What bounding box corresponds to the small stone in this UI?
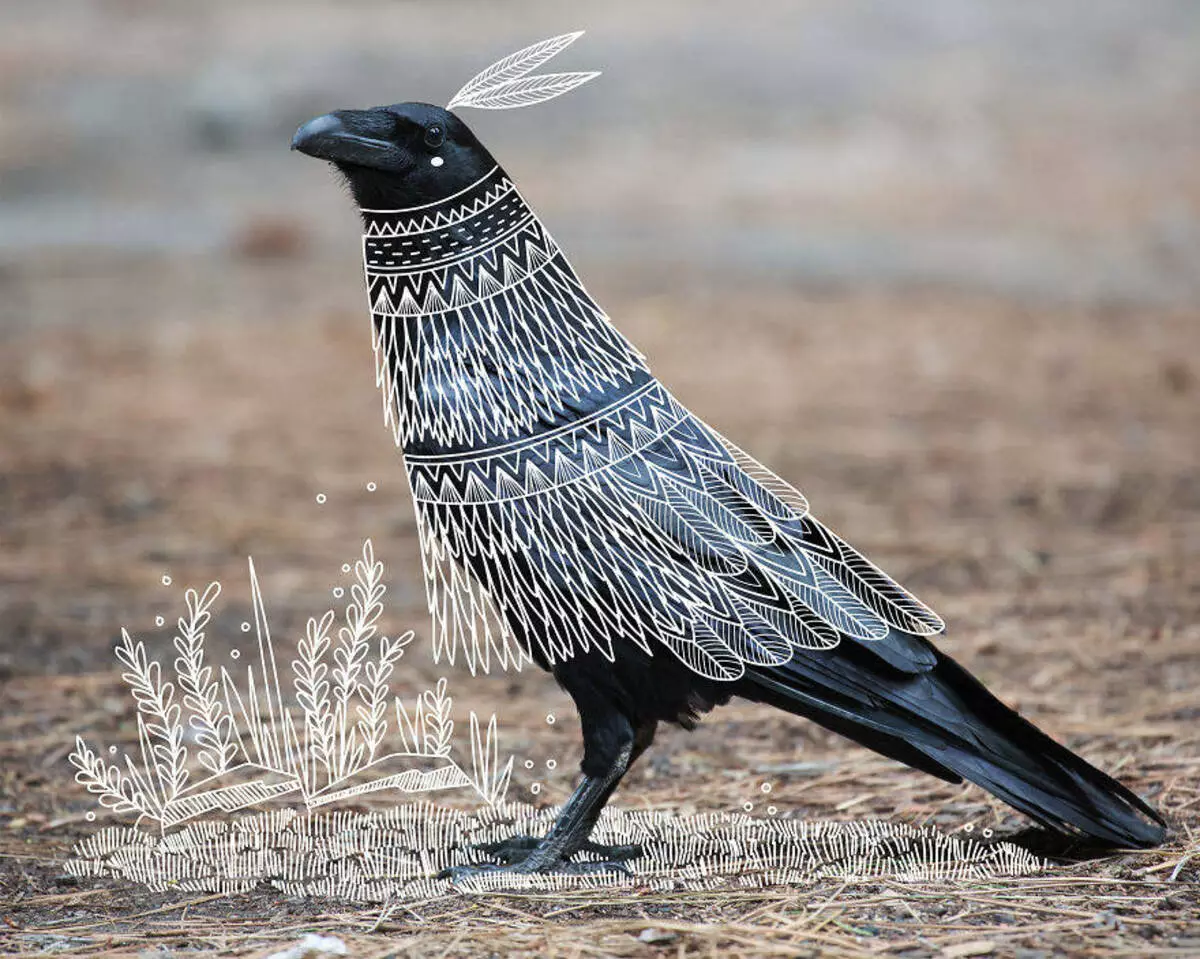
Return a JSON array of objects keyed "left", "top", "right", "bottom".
[
  {"left": 941, "top": 942, "right": 995, "bottom": 958},
  {"left": 265, "top": 934, "right": 348, "bottom": 959}
]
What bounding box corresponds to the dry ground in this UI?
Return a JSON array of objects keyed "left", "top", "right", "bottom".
[{"left": 1, "top": 271, "right": 1198, "bottom": 956}]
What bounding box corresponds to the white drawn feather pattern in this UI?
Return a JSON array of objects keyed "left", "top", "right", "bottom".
[{"left": 363, "top": 173, "right": 946, "bottom": 681}]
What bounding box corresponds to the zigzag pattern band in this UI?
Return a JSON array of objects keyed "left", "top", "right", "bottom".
[{"left": 405, "top": 381, "right": 688, "bottom": 505}]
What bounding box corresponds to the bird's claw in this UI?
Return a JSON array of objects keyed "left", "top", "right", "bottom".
[
  {"left": 438, "top": 834, "right": 643, "bottom": 884},
  {"left": 473, "top": 834, "right": 541, "bottom": 864},
  {"left": 470, "top": 835, "right": 644, "bottom": 866},
  {"left": 580, "top": 839, "right": 643, "bottom": 862},
  {"left": 438, "top": 857, "right": 634, "bottom": 885}
]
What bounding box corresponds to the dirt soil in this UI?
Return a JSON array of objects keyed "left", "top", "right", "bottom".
[
  {"left": 2, "top": 1, "right": 1200, "bottom": 956},
  {"left": 1, "top": 286, "right": 1198, "bottom": 956}
]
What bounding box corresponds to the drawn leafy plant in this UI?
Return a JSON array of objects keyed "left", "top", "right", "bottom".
[
  {"left": 172, "top": 583, "right": 237, "bottom": 776},
  {"left": 70, "top": 737, "right": 155, "bottom": 819},
  {"left": 71, "top": 539, "right": 513, "bottom": 830},
  {"left": 116, "top": 630, "right": 187, "bottom": 801},
  {"left": 356, "top": 632, "right": 414, "bottom": 764},
  {"left": 421, "top": 678, "right": 454, "bottom": 758},
  {"left": 331, "top": 540, "right": 386, "bottom": 779},
  {"left": 294, "top": 609, "right": 335, "bottom": 790}
]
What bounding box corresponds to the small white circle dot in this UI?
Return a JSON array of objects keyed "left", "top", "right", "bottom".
[
  {"left": 524, "top": 760, "right": 534, "bottom": 769},
  {"left": 964, "top": 823, "right": 975, "bottom": 833},
  {"left": 161, "top": 575, "right": 172, "bottom": 586},
  {"left": 761, "top": 782, "right": 772, "bottom": 793},
  {"left": 108, "top": 746, "right": 118, "bottom": 755},
  {"left": 983, "top": 828, "right": 994, "bottom": 838},
  {"left": 341, "top": 564, "right": 351, "bottom": 573},
  {"left": 545, "top": 714, "right": 555, "bottom": 725},
  {"left": 366, "top": 482, "right": 377, "bottom": 492},
  {"left": 546, "top": 759, "right": 557, "bottom": 770},
  {"left": 743, "top": 802, "right": 753, "bottom": 813},
  {"left": 240, "top": 622, "right": 251, "bottom": 632},
  {"left": 231, "top": 649, "right": 241, "bottom": 659},
  {"left": 530, "top": 782, "right": 541, "bottom": 795},
  {"left": 430, "top": 156, "right": 444, "bottom": 167},
  {"left": 767, "top": 805, "right": 778, "bottom": 815},
  {"left": 315, "top": 493, "right": 326, "bottom": 504},
  {"left": 333, "top": 587, "right": 345, "bottom": 598},
  {"left": 155, "top": 616, "right": 165, "bottom": 627},
  {"left": 86, "top": 811, "right": 96, "bottom": 822}
]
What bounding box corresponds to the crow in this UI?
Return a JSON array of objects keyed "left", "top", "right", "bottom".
[{"left": 292, "top": 89, "right": 1165, "bottom": 877}]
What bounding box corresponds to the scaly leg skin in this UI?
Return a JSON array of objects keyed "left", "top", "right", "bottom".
[
  {"left": 477, "top": 835, "right": 644, "bottom": 865},
  {"left": 441, "top": 719, "right": 657, "bottom": 883}
]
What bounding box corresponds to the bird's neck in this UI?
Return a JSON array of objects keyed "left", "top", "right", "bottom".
[{"left": 361, "top": 166, "right": 650, "bottom": 456}]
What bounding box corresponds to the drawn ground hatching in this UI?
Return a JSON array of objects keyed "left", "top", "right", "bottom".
[
  {"left": 67, "top": 803, "right": 1044, "bottom": 902},
  {"left": 64, "top": 537, "right": 1042, "bottom": 901}
]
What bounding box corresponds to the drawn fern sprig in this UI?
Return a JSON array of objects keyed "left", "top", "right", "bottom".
[
  {"left": 171, "top": 583, "right": 235, "bottom": 777},
  {"left": 294, "top": 609, "right": 335, "bottom": 789},
  {"left": 115, "top": 629, "right": 187, "bottom": 801},
  {"left": 68, "top": 737, "right": 155, "bottom": 819},
  {"left": 447, "top": 31, "right": 599, "bottom": 111},
  {"left": 355, "top": 631, "right": 414, "bottom": 764},
  {"left": 332, "top": 539, "right": 386, "bottom": 779},
  {"left": 421, "top": 677, "right": 454, "bottom": 758}
]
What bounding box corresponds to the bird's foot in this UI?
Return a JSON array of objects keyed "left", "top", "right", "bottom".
[
  {"left": 476, "top": 834, "right": 643, "bottom": 865},
  {"left": 438, "top": 834, "right": 643, "bottom": 884},
  {"left": 439, "top": 857, "right": 632, "bottom": 884}
]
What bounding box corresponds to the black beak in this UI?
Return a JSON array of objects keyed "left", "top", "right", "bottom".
[{"left": 291, "top": 111, "right": 395, "bottom": 167}]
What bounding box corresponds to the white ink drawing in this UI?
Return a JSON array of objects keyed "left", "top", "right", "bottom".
[
  {"left": 363, "top": 168, "right": 946, "bottom": 678},
  {"left": 64, "top": 540, "right": 1044, "bottom": 898},
  {"left": 53, "top": 27, "right": 1158, "bottom": 912},
  {"left": 68, "top": 804, "right": 1045, "bottom": 903},
  {"left": 446, "top": 31, "right": 600, "bottom": 111},
  {"left": 69, "top": 539, "right": 513, "bottom": 831},
  {"left": 289, "top": 29, "right": 1164, "bottom": 880}
]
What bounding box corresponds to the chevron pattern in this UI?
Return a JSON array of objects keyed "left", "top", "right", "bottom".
[
  {"left": 360, "top": 169, "right": 945, "bottom": 679},
  {"left": 405, "top": 382, "right": 688, "bottom": 505},
  {"left": 362, "top": 167, "right": 514, "bottom": 237},
  {"left": 364, "top": 173, "right": 648, "bottom": 451}
]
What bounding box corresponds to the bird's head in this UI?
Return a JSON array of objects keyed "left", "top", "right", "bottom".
[{"left": 291, "top": 102, "right": 497, "bottom": 211}]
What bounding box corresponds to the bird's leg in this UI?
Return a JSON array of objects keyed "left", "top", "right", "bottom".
[
  {"left": 476, "top": 720, "right": 657, "bottom": 867},
  {"left": 554, "top": 720, "right": 657, "bottom": 862},
  {"left": 442, "top": 716, "right": 655, "bottom": 881}
]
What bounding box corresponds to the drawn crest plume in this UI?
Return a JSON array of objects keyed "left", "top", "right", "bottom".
[{"left": 446, "top": 31, "right": 600, "bottom": 111}]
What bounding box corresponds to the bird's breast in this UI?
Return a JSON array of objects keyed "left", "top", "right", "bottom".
[
  {"left": 404, "top": 377, "right": 681, "bottom": 507},
  {"left": 363, "top": 166, "right": 649, "bottom": 454}
]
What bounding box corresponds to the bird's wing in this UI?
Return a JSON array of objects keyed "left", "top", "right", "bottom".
[
  {"left": 410, "top": 387, "right": 943, "bottom": 679},
  {"left": 597, "top": 411, "right": 946, "bottom": 678}
]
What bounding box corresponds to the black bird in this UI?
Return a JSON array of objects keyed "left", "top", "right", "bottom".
[{"left": 292, "top": 88, "right": 1165, "bottom": 876}]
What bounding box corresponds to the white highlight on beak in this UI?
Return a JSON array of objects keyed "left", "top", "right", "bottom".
[{"left": 431, "top": 156, "right": 445, "bottom": 167}]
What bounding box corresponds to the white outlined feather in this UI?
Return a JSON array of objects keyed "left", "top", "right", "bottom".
[{"left": 447, "top": 31, "right": 599, "bottom": 110}]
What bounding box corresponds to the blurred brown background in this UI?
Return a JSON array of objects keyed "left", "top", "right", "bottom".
[
  {"left": 2, "top": 2, "right": 1199, "bottom": 953},
  {"left": 2, "top": 0, "right": 1200, "bottom": 923}
]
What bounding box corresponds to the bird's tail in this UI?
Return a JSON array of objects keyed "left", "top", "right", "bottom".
[{"left": 742, "top": 640, "right": 1165, "bottom": 848}]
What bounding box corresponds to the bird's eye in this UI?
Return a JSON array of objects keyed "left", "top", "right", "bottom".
[{"left": 424, "top": 124, "right": 445, "bottom": 148}]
